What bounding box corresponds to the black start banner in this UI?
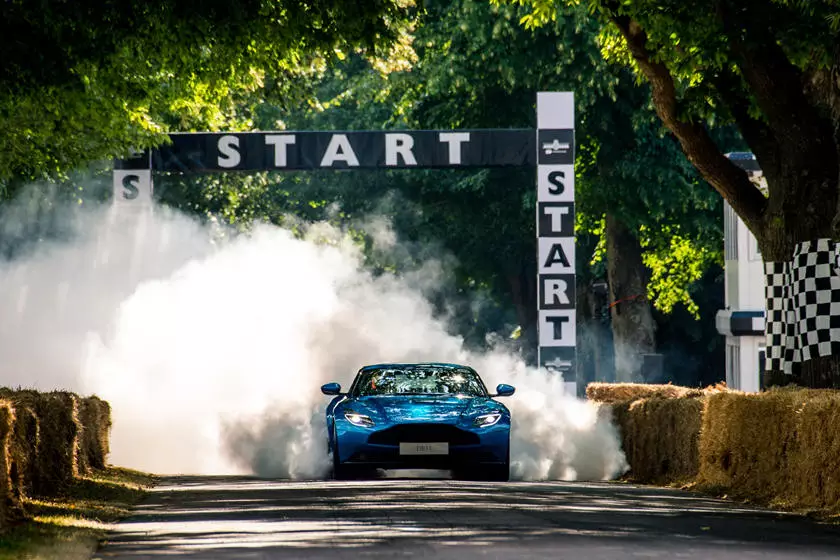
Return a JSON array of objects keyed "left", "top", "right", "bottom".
[{"left": 145, "top": 129, "right": 548, "bottom": 172}]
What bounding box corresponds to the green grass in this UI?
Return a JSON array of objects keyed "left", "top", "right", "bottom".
[{"left": 0, "top": 466, "right": 156, "bottom": 560}]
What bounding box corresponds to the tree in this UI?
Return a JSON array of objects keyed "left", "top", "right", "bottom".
[
  {"left": 0, "top": 0, "right": 416, "bottom": 191},
  {"left": 572, "top": 74, "right": 728, "bottom": 381},
  {"left": 157, "top": 0, "right": 726, "bottom": 383},
  {"left": 506, "top": 0, "right": 840, "bottom": 387},
  {"left": 384, "top": 0, "right": 727, "bottom": 380}
]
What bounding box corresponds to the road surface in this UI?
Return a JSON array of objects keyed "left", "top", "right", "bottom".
[{"left": 94, "top": 475, "right": 840, "bottom": 559}]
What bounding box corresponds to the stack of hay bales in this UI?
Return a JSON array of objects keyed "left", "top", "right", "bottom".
[
  {"left": 591, "top": 382, "right": 840, "bottom": 514},
  {"left": 0, "top": 388, "right": 112, "bottom": 530},
  {"left": 698, "top": 388, "right": 840, "bottom": 511},
  {"left": 607, "top": 395, "right": 704, "bottom": 484},
  {"left": 591, "top": 382, "right": 725, "bottom": 485}
]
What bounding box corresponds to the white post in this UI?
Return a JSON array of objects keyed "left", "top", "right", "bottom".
[{"left": 535, "top": 92, "right": 577, "bottom": 396}]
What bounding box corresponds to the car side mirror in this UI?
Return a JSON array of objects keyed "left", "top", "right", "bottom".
[
  {"left": 321, "top": 382, "right": 342, "bottom": 396},
  {"left": 495, "top": 384, "right": 515, "bottom": 397}
]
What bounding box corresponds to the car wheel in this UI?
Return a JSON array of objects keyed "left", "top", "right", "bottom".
[
  {"left": 453, "top": 446, "right": 510, "bottom": 482},
  {"left": 333, "top": 462, "right": 353, "bottom": 480},
  {"left": 331, "top": 437, "right": 370, "bottom": 481},
  {"left": 330, "top": 433, "right": 346, "bottom": 480},
  {"left": 483, "top": 462, "right": 510, "bottom": 482},
  {"left": 333, "top": 462, "right": 370, "bottom": 481},
  {"left": 453, "top": 463, "right": 509, "bottom": 482},
  {"left": 491, "top": 445, "right": 511, "bottom": 482},
  {"left": 332, "top": 451, "right": 356, "bottom": 481}
]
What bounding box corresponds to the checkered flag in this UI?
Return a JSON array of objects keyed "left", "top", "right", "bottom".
[
  {"left": 764, "top": 261, "right": 789, "bottom": 374},
  {"left": 791, "top": 240, "right": 840, "bottom": 363},
  {"left": 766, "top": 239, "right": 840, "bottom": 377}
]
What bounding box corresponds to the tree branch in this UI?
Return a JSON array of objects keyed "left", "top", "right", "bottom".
[
  {"left": 717, "top": 1, "right": 836, "bottom": 161},
  {"left": 610, "top": 14, "right": 767, "bottom": 236},
  {"left": 801, "top": 28, "right": 840, "bottom": 125},
  {"left": 711, "top": 68, "right": 780, "bottom": 178}
]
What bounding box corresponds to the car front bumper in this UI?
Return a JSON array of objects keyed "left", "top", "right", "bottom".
[{"left": 334, "top": 421, "right": 510, "bottom": 467}]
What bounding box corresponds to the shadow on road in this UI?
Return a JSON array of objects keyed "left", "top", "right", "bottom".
[{"left": 95, "top": 475, "right": 840, "bottom": 559}]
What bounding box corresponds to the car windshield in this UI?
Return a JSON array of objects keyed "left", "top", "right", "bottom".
[{"left": 351, "top": 366, "right": 488, "bottom": 397}]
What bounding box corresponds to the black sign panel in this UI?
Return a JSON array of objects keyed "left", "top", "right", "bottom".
[
  {"left": 539, "top": 346, "right": 576, "bottom": 374},
  {"left": 539, "top": 274, "right": 577, "bottom": 310},
  {"left": 538, "top": 202, "right": 575, "bottom": 237},
  {"left": 537, "top": 129, "right": 575, "bottom": 165},
  {"left": 149, "top": 130, "right": 536, "bottom": 172},
  {"left": 114, "top": 150, "right": 150, "bottom": 170}
]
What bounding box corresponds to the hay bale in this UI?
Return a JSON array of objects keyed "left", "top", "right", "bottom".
[
  {"left": 77, "top": 396, "right": 112, "bottom": 473},
  {"left": 0, "top": 389, "right": 112, "bottom": 496},
  {"left": 698, "top": 388, "right": 840, "bottom": 511},
  {"left": 699, "top": 390, "right": 801, "bottom": 499},
  {"left": 587, "top": 382, "right": 697, "bottom": 403},
  {"left": 30, "top": 391, "right": 80, "bottom": 496},
  {"left": 586, "top": 382, "right": 726, "bottom": 404},
  {"left": 788, "top": 391, "right": 840, "bottom": 509},
  {"left": 0, "top": 399, "right": 23, "bottom": 528},
  {"left": 607, "top": 396, "right": 704, "bottom": 484},
  {"left": 0, "top": 389, "right": 39, "bottom": 498}
]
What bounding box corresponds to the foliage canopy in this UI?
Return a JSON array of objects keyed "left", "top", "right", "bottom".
[{"left": 0, "top": 0, "right": 417, "bottom": 190}]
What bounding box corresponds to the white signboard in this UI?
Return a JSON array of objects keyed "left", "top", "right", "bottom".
[{"left": 536, "top": 92, "right": 576, "bottom": 396}]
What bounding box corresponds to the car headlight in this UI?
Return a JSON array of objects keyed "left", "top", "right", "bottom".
[
  {"left": 474, "top": 412, "right": 502, "bottom": 427},
  {"left": 344, "top": 411, "right": 375, "bottom": 427}
]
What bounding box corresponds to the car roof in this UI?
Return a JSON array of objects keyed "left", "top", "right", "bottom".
[{"left": 359, "top": 362, "right": 474, "bottom": 371}]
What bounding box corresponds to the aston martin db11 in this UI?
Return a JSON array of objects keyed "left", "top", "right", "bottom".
[{"left": 321, "top": 362, "right": 514, "bottom": 481}]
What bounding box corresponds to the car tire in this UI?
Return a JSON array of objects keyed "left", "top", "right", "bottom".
[
  {"left": 330, "top": 433, "right": 347, "bottom": 480},
  {"left": 453, "top": 446, "right": 510, "bottom": 482},
  {"left": 492, "top": 445, "right": 511, "bottom": 482},
  {"left": 331, "top": 437, "right": 371, "bottom": 481},
  {"left": 332, "top": 462, "right": 353, "bottom": 480},
  {"left": 333, "top": 462, "right": 371, "bottom": 480},
  {"left": 452, "top": 464, "right": 508, "bottom": 481},
  {"left": 483, "top": 463, "right": 510, "bottom": 482}
]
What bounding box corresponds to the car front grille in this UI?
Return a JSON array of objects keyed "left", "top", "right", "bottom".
[{"left": 367, "top": 423, "right": 480, "bottom": 446}]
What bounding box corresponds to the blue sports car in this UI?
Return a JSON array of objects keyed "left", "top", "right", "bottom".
[{"left": 321, "top": 362, "right": 515, "bottom": 481}]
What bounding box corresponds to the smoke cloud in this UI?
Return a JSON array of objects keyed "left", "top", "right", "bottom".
[{"left": 0, "top": 189, "right": 628, "bottom": 481}]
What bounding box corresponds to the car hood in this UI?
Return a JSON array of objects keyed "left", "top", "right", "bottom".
[{"left": 346, "top": 395, "right": 505, "bottom": 424}]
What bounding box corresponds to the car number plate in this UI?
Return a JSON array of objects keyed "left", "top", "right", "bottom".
[{"left": 399, "top": 442, "right": 449, "bottom": 455}]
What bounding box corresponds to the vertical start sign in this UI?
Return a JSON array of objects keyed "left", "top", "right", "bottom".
[{"left": 536, "top": 92, "right": 576, "bottom": 396}]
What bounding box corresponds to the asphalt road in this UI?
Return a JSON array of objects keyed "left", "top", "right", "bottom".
[{"left": 94, "top": 475, "right": 840, "bottom": 559}]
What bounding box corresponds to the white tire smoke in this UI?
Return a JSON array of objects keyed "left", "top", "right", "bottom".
[{"left": 0, "top": 197, "right": 628, "bottom": 480}]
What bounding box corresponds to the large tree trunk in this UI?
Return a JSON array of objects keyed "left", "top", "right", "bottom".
[
  {"left": 605, "top": 214, "right": 657, "bottom": 382},
  {"left": 759, "top": 211, "right": 840, "bottom": 389}
]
